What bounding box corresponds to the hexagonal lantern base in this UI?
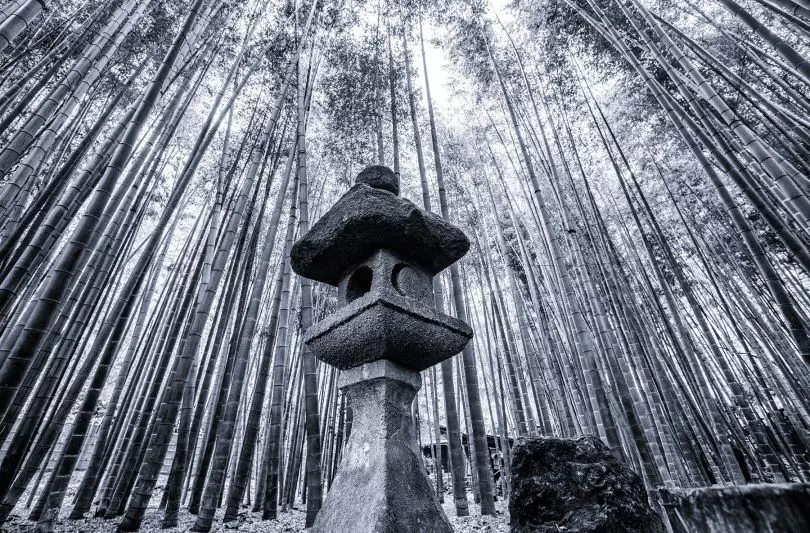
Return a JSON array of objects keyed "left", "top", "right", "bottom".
[
  {"left": 311, "top": 361, "right": 452, "bottom": 533},
  {"left": 303, "top": 291, "right": 473, "bottom": 371}
]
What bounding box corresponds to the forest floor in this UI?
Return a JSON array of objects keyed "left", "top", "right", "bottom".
[
  {"left": 2, "top": 491, "right": 510, "bottom": 532},
  {"left": 442, "top": 496, "right": 510, "bottom": 532}
]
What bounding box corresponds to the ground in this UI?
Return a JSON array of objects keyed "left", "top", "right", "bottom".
[
  {"left": 2, "top": 492, "right": 509, "bottom": 532},
  {"left": 441, "top": 496, "right": 510, "bottom": 532}
]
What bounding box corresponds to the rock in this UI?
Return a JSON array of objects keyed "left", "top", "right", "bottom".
[
  {"left": 659, "top": 483, "right": 810, "bottom": 533},
  {"left": 509, "top": 436, "right": 663, "bottom": 533},
  {"left": 290, "top": 183, "right": 469, "bottom": 286},
  {"left": 356, "top": 164, "right": 400, "bottom": 195}
]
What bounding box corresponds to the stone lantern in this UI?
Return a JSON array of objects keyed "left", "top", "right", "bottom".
[{"left": 291, "top": 165, "right": 473, "bottom": 533}]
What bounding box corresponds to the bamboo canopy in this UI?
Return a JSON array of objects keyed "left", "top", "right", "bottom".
[{"left": 0, "top": 0, "right": 808, "bottom": 530}]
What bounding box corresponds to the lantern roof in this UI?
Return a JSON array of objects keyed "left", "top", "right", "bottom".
[{"left": 291, "top": 166, "right": 470, "bottom": 286}]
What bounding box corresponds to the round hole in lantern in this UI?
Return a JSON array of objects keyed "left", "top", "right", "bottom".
[
  {"left": 392, "top": 263, "right": 432, "bottom": 304},
  {"left": 346, "top": 266, "right": 373, "bottom": 302}
]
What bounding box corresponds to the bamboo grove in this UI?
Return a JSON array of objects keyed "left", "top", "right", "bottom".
[{"left": 0, "top": 0, "right": 808, "bottom": 530}]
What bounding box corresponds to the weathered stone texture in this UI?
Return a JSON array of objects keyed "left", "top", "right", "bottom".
[
  {"left": 311, "top": 361, "right": 452, "bottom": 533},
  {"left": 659, "top": 483, "right": 810, "bottom": 533},
  {"left": 337, "top": 249, "right": 435, "bottom": 307},
  {"left": 304, "top": 291, "right": 472, "bottom": 371},
  {"left": 509, "top": 436, "right": 663, "bottom": 533},
  {"left": 355, "top": 164, "right": 400, "bottom": 195},
  {"left": 290, "top": 183, "right": 469, "bottom": 286}
]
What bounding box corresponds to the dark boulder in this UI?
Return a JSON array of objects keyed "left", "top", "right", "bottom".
[{"left": 510, "top": 436, "right": 663, "bottom": 533}]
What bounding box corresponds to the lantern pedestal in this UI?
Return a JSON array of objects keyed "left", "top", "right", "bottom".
[{"left": 311, "top": 360, "right": 452, "bottom": 533}]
